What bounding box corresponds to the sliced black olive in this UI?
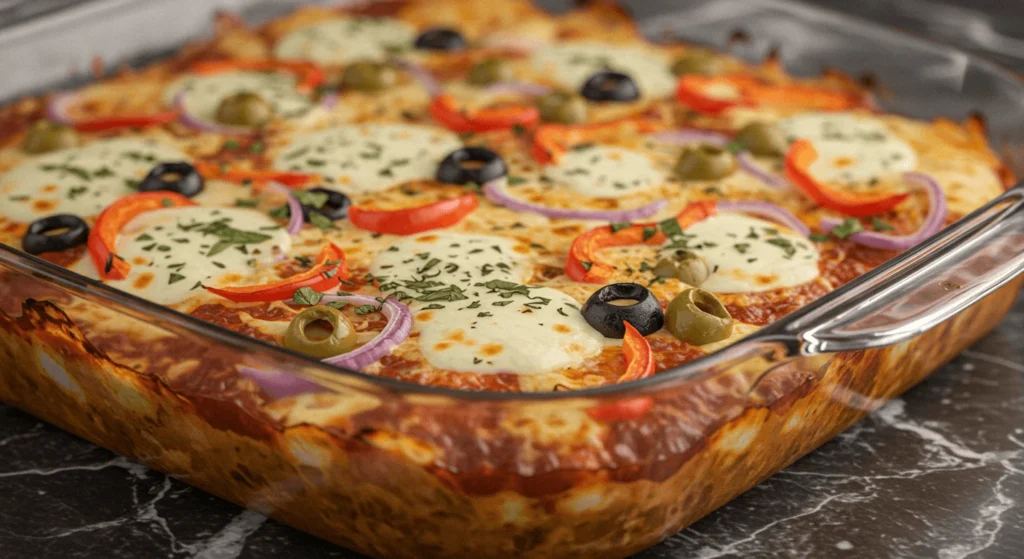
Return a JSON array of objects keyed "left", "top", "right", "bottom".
[
  {"left": 581, "top": 283, "right": 664, "bottom": 339},
  {"left": 22, "top": 214, "right": 89, "bottom": 255},
  {"left": 435, "top": 147, "right": 507, "bottom": 186},
  {"left": 300, "top": 187, "right": 351, "bottom": 222},
  {"left": 414, "top": 27, "right": 466, "bottom": 51},
  {"left": 138, "top": 162, "right": 205, "bottom": 198},
  {"left": 580, "top": 71, "right": 640, "bottom": 103}
]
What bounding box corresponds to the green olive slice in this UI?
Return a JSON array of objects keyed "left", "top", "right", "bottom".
[
  {"left": 652, "top": 249, "right": 711, "bottom": 286},
  {"left": 341, "top": 60, "right": 398, "bottom": 92},
  {"left": 674, "top": 143, "right": 737, "bottom": 180},
  {"left": 665, "top": 288, "right": 734, "bottom": 345},
  {"left": 467, "top": 58, "right": 513, "bottom": 85},
  {"left": 735, "top": 121, "right": 788, "bottom": 157},
  {"left": 214, "top": 91, "right": 275, "bottom": 127},
  {"left": 670, "top": 49, "right": 725, "bottom": 77},
  {"left": 22, "top": 121, "right": 80, "bottom": 154},
  {"left": 284, "top": 306, "right": 357, "bottom": 359},
  {"left": 536, "top": 91, "right": 588, "bottom": 124}
]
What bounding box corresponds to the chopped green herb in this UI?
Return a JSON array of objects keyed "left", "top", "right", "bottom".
[
  {"left": 292, "top": 286, "right": 323, "bottom": 306},
  {"left": 871, "top": 217, "right": 894, "bottom": 232},
  {"left": 830, "top": 218, "right": 864, "bottom": 240},
  {"left": 168, "top": 273, "right": 186, "bottom": 285}
]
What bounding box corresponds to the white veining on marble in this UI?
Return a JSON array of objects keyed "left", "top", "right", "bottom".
[{"left": 192, "top": 511, "right": 268, "bottom": 559}]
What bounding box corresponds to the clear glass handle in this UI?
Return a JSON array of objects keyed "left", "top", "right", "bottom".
[{"left": 765, "top": 184, "right": 1024, "bottom": 355}]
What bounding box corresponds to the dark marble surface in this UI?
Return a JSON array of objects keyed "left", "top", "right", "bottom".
[{"left": 3, "top": 1, "right": 1024, "bottom": 558}]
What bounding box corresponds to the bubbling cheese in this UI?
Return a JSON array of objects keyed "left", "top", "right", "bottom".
[
  {"left": 109, "top": 206, "right": 291, "bottom": 305},
  {"left": 530, "top": 42, "right": 677, "bottom": 99},
  {"left": 778, "top": 113, "right": 917, "bottom": 187},
  {"left": 545, "top": 145, "right": 664, "bottom": 198},
  {"left": 0, "top": 138, "right": 189, "bottom": 223},
  {"left": 673, "top": 213, "right": 820, "bottom": 293},
  {"left": 273, "top": 17, "right": 417, "bottom": 65},
  {"left": 273, "top": 124, "right": 462, "bottom": 195},
  {"left": 163, "top": 71, "right": 315, "bottom": 124},
  {"left": 370, "top": 233, "right": 604, "bottom": 375}
]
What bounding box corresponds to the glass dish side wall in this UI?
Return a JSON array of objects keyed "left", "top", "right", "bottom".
[
  {"left": 1, "top": 1, "right": 1023, "bottom": 557},
  {"left": 2, "top": 251, "right": 1020, "bottom": 557}
]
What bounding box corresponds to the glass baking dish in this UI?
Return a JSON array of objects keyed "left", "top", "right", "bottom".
[{"left": 1, "top": 0, "right": 1023, "bottom": 557}]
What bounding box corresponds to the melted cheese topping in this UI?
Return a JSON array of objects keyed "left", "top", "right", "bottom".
[
  {"left": 544, "top": 145, "right": 664, "bottom": 198},
  {"left": 676, "top": 214, "right": 820, "bottom": 293},
  {"left": 778, "top": 113, "right": 917, "bottom": 186},
  {"left": 273, "top": 17, "right": 417, "bottom": 65},
  {"left": 163, "top": 71, "right": 314, "bottom": 124},
  {"left": 110, "top": 207, "right": 290, "bottom": 305},
  {"left": 530, "top": 42, "right": 677, "bottom": 99},
  {"left": 0, "top": 138, "right": 188, "bottom": 223},
  {"left": 370, "top": 233, "right": 604, "bottom": 375},
  {"left": 273, "top": 124, "right": 462, "bottom": 195}
]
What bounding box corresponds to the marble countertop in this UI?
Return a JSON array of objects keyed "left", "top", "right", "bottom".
[{"left": 3, "top": 1, "right": 1024, "bottom": 558}]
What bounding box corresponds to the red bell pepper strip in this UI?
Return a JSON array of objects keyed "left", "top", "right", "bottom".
[
  {"left": 429, "top": 94, "right": 539, "bottom": 133},
  {"left": 194, "top": 162, "right": 318, "bottom": 187},
  {"left": 203, "top": 243, "right": 347, "bottom": 303},
  {"left": 676, "top": 75, "right": 863, "bottom": 115},
  {"left": 586, "top": 397, "right": 654, "bottom": 422},
  {"left": 71, "top": 110, "right": 181, "bottom": 133},
  {"left": 189, "top": 60, "right": 325, "bottom": 93},
  {"left": 88, "top": 192, "right": 196, "bottom": 280},
  {"left": 531, "top": 117, "right": 662, "bottom": 165},
  {"left": 565, "top": 201, "right": 718, "bottom": 283},
  {"left": 617, "top": 322, "right": 655, "bottom": 383},
  {"left": 784, "top": 140, "right": 910, "bottom": 217},
  {"left": 348, "top": 194, "right": 479, "bottom": 235}
]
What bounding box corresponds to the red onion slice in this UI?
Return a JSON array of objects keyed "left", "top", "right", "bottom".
[
  {"left": 716, "top": 200, "right": 810, "bottom": 237},
  {"left": 239, "top": 294, "right": 413, "bottom": 398},
  {"left": 319, "top": 295, "right": 413, "bottom": 371},
  {"left": 484, "top": 81, "right": 553, "bottom": 97},
  {"left": 46, "top": 91, "right": 79, "bottom": 126},
  {"left": 736, "top": 152, "right": 789, "bottom": 189},
  {"left": 819, "top": 172, "right": 946, "bottom": 250},
  {"left": 320, "top": 92, "right": 339, "bottom": 109},
  {"left": 651, "top": 128, "right": 788, "bottom": 189},
  {"left": 484, "top": 179, "right": 668, "bottom": 222},
  {"left": 239, "top": 366, "right": 323, "bottom": 399},
  {"left": 394, "top": 59, "right": 441, "bottom": 97},
  {"left": 264, "top": 181, "right": 304, "bottom": 235},
  {"left": 174, "top": 91, "right": 256, "bottom": 136}
]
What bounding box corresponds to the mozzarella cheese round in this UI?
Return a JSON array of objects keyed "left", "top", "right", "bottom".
[
  {"left": 163, "top": 71, "right": 315, "bottom": 125},
  {"left": 0, "top": 138, "right": 189, "bottom": 223},
  {"left": 274, "top": 17, "right": 417, "bottom": 65},
  {"left": 109, "top": 206, "right": 291, "bottom": 305},
  {"left": 530, "top": 42, "right": 677, "bottom": 99},
  {"left": 675, "top": 213, "right": 820, "bottom": 293},
  {"left": 273, "top": 124, "right": 462, "bottom": 195},
  {"left": 371, "top": 233, "right": 604, "bottom": 375},
  {"left": 544, "top": 145, "right": 664, "bottom": 198},
  {"left": 778, "top": 113, "right": 918, "bottom": 186}
]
